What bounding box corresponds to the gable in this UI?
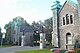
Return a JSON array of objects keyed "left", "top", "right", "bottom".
[
  {"left": 20, "top": 25, "right": 34, "bottom": 33},
  {"left": 59, "top": 0, "right": 77, "bottom": 15}
]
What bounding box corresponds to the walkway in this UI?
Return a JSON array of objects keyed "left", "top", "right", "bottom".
[{"left": 0, "top": 46, "right": 39, "bottom": 53}]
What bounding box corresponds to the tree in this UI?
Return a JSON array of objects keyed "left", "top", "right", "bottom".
[
  {"left": 31, "top": 21, "right": 43, "bottom": 46},
  {"left": 4, "top": 16, "right": 30, "bottom": 45},
  {"left": 43, "top": 17, "right": 53, "bottom": 43},
  {"left": 4, "top": 21, "right": 13, "bottom": 44},
  {"left": 0, "top": 27, "right": 2, "bottom": 44}
]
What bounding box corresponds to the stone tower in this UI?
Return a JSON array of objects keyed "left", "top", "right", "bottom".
[{"left": 51, "top": 0, "right": 62, "bottom": 47}]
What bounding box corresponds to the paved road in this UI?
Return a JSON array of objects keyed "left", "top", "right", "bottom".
[{"left": 0, "top": 46, "right": 40, "bottom": 53}]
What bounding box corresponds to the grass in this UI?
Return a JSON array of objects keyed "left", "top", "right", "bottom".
[
  {"left": 0, "top": 45, "right": 12, "bottom": 48},
  {"left": 15, "top": 49, "right": 53, "bottom": 53}
]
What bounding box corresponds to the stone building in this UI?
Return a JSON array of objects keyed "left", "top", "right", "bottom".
[
  {"left": 20, "top": 25, "right": 34, "bottom": 46},
  {"left": 9, "top": 17, "right": 34, "bottom": 46},
  {"left": 52, "top": 0, "right": 80, "bottom": 50}
]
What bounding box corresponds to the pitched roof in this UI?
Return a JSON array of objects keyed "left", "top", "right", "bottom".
[
  {"left": 20, "top": 25, "right": 34, "bottom": 33},
  {"left": 67, "top": 0, "right": 77, "bottom": 7},
  {"left": 59, "top": 0, "right": 77, "bottom": 14}
]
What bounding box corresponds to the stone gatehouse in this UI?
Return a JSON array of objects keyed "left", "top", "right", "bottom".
[{"left": 52, "top": 0, "right": 80, "bottom": 50}]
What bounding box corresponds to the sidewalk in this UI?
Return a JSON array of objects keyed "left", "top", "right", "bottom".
[{"left": 0, "top": 46, "right": 39, "bottom": 53}]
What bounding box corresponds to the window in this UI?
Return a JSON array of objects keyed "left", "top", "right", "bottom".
[
  {"left": 63, "top": 17, "right": 65, "bottom": 25},
  {"left": 62, "top": 14, "right": 73, "bottom": 26},
  {"left": 70, "top": 15, "right": 73, "bottom": 24},
  {"left": 66, "top": 14, "right": 69, "bottom": 24}
]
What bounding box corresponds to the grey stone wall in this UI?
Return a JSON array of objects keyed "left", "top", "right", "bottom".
[
  {"left": 24, "top": 33, "right": 33, "bottom": 46},
  {"left": 59, "top": 1, "right": 80, "bottom": 49},
  {"left": 60, "top": 25, "right": 80, "bottom": 49}
]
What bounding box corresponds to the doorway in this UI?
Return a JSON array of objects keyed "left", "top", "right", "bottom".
[{"left": 66, "top": 33, "right": 72, "bottom": 50}]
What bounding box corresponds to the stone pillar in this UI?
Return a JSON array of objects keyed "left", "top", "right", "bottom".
[
  {"left": 21, "top": 36, "right": 25, "bottom": 46},
  {"left": 51, "top": 0, "right": 62, "bottom": 47},
  {"left": 40, "top": 33, "right": 46, "bottom": 49}
]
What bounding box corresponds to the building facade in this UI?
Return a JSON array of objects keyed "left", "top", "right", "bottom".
[
  {"left": 52, "top": 0, "right": 80, "bottom": 50},
  {"left": 20, "top": 25, "right": 34, "bottom": 46},
  {"left": 5, "top": 17, "right": 34, "bottom": 46}
]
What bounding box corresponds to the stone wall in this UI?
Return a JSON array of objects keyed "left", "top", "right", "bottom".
[
  {"left": 60, "top": 25, "right": 80, "bottom": 49},
  {"left": 24, "top": 33, "right": 33, "bottom": 46},
  {"left": 59, "top": 1, "right": 80, "bottom": 49}
]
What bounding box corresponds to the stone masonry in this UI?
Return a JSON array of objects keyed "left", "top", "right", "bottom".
[{"left": 52, "top": 0, "right": 80, "bottom": 50}]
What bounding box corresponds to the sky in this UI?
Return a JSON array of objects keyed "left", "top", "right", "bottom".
[{"left": 0, "top": 0, "right": 77, "bottom": 32}]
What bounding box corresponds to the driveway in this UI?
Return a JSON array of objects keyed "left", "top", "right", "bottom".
[{"left": 0, "top": 46, "right": 40, "bottom": 53}]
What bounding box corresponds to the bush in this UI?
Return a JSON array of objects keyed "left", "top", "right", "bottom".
[
  {"left": 74, "top": 43, "right": 80, "bottom": 49},
  {"left": 76, "top": 49, "right": 80, "bottom": 53},
  {"left": 60, "top": 50, "right": 67, "bottom": 53},
  {"left": 68, "top": 49, "right": 75, "bottom": 53},
  {"left": 68, "top": 51, "right": 76, "bottom": 53},
  {"left": 68, "top": 49, "right": 80, "bottom": 53}
]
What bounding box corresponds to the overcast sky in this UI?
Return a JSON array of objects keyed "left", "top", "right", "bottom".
[{"left": 0, "top": 0, "right": 77, "bottom": 32}]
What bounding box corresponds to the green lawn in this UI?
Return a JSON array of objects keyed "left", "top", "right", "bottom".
[
  {"left": 15, "top": 49, "right": 53, "bottom": 53},
  {"left": 0, "top": 45, "right": 12, "bottom": 48}
]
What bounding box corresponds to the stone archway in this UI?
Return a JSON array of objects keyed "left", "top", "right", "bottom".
[{"left": 66, "top": 33, "right": 72, "bottom": 50}]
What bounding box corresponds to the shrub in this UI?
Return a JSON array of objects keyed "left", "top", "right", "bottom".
[
  {"left": 76, "top": 49, "right": 80, "bottom": 53},
  {"left": 68, "top": 49, "right": 76, "bottom": 53},
  {"left": 60, "top": 50, "right": 67, "bottom": 53},
  {"left": 74, "top": 40, "right": 80, "bottom": 49},
  {"left": 68, "top": 49, "right": 80, "bottom": 53}
]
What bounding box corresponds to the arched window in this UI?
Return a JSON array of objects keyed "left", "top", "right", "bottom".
[
  {"left": 66, "top": 14, "right": 69, "bottom": 24},
  {"left": 63, "top": 17, "right": 65, "bottom": 25},
  {"left": 70, "top": 15, "right": 73, "bottom": 24}
]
